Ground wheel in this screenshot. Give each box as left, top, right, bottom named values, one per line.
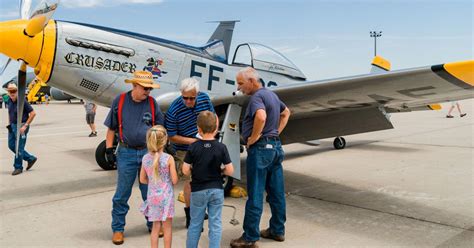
left=222, top=176, right=234, bottom=197
left=95, top=140, right=117, bottom=170
left=333, top=136, right=346, bottom=150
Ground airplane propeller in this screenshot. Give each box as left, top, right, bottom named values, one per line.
left=13, top=0, right=59, bottom=157
left=0, top=1, right=31, bottom=77
left=0, top=58, right=12, bottom=76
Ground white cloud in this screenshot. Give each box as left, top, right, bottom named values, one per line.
left=152, top=33, right=209, bottom=44
left=272, top=45, right=326, bottom=58
left=61, top=0, right=164, bottom=8
left=274, top=45, right=301, bottom=54
left=0, top=10, right=19, bottom=19
left=307, top=45, right=325, bottom=56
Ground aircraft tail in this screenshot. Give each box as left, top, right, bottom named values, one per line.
left=370, top=55, right=391, bottom=73
left=207, top=20, right=239, bottom=62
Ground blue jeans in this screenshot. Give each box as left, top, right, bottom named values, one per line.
left=187, top=188, right=224, bottom=248
left=111, top=146, right=151, bottom=232
left=242, top=138, right=286, bottom=242
left=7, top=123, right=36, bottom=170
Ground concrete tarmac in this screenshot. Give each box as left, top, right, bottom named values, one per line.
left=0, top=99, right=473, bottom=247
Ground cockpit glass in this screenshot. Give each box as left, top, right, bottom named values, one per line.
left=232, top=44, right=252, bottom=66
left=204, top=40, right=226, bottom=62
left=248, top=43, right=298, bottom=69
left=232, top=43, right=306, bottom=79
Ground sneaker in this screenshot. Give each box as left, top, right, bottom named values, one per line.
left=12, top=169, right=23, bottom=176
left=26, top=158, right=37, bottom=171
left=112, top=232, right=124, bottom=245
left=260, top=228, right=285, bottom=242
left=88, top=132, right=97, bottom=137
left=460, top=113, right=467, bottom=117
left=230, top=236, right=258, bottom=248
left=446, top=115, right=454, bottom=118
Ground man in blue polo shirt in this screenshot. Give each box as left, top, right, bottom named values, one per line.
left=104, top=71, right=164, bottom=245
left=6, top=83, right=38, bottom=176
left=165, top=77, right=215, bottom=228
left=230, top=67, right=291, bottom=248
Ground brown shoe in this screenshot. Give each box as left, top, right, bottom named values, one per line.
left=26, top=158, right=37, bottom=171
left=260, top=228, right=285, bottom=242
left=11, top=169, right=23, bottom=176
left=112, top=232, right=124, bottom=245
left=230, top=235, right=258, bottom=248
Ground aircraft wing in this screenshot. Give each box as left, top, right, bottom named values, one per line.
left=213, top=60, right=473, bottom=144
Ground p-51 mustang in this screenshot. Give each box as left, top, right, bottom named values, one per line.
left=1, top=1, right=472, bottom=192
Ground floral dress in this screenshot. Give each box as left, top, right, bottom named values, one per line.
left=140, top=152, right=174, bottom=221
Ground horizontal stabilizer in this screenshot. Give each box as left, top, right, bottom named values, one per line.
left=370, top=55, right=391, bottom=74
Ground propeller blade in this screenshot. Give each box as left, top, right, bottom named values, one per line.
left=15, top=62, right=27, bottom=158
left=19, top=0, right=32, bottom=20
left=24, top=0, right=59, bottom=37
left=0, top=58, right=11, bottom=76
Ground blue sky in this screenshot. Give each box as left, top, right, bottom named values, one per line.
left=0, top=0, right=472, bottom=83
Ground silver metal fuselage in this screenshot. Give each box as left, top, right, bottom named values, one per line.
left=49, top=21, right=300, bottom=108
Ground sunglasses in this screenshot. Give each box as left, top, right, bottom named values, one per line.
left=143, top=87, right=153, bottom=91
left=182, top=96, right=196, bottom=101
left=7, top=90, right=17, bottom=94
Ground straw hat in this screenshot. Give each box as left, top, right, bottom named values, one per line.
left=124, top=71, right=160, bottom=89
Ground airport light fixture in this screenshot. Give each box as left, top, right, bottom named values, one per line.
left=370, top=31, right=382, bottom=57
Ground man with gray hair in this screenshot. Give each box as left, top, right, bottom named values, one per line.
left=165, top=77, right=215, bottom=228
left=230, top=67, right=290, bottom=248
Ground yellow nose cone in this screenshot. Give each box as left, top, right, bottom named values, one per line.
left=0, top=19, right=56, bottom=82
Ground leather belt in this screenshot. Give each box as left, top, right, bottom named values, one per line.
left=258, top=136, right=280, bottom=142
left=119, top=142, right=147, bottom=150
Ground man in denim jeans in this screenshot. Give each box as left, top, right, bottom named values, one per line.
left=182, top=111, right=234, bottom=248
left=6, top=83, right=37, bottom=176
left=104, top=71, right=164, bottom=245
left=230, top=67, right=291, bottom=248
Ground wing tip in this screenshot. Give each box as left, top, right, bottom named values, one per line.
left=431, top=60, right=474, bottom=88
left=443, top=60, right=474, bottom=86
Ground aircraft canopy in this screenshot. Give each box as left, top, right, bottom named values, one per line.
left=232, top=43, right=306, bottom=80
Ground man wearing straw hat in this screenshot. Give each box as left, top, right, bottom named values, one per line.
left=104, top=71, right=164, bottom=245
left=6, top=83, right=38, bottom=176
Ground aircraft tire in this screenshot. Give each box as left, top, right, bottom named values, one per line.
left=95, top=140, right=117, bottom=170
left=223, top=176, right=234, bottom=196
left=333, top=136, right=346, bottom=150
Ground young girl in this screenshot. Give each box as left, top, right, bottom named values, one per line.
left=140, top=125, right=178, bottom=248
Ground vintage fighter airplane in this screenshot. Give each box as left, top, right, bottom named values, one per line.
left=1, top=1, right=472, bottom=192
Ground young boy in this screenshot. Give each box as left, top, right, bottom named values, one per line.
left=182, top=111, right=234, bottom=248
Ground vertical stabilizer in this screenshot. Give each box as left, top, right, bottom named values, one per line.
left=207, top=20, right=239, bottom=62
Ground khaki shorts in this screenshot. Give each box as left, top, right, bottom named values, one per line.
left=174, top=150, right=191, bottom=180
left=86, top=113, right=95, bottom=124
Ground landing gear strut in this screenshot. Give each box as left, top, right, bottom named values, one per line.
left=333, top=136, right=346, bottom=149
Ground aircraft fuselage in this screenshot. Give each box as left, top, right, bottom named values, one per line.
left=49, top=21, right=301, bottom=109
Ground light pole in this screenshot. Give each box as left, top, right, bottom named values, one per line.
left=370, top=31, right=382, bottom=57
